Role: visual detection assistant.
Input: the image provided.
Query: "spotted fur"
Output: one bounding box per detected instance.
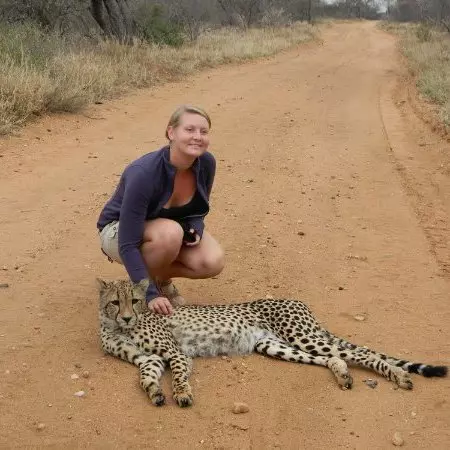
[97,278,447,407]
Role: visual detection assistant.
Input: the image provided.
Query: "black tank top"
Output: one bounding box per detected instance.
[158,191,203,221]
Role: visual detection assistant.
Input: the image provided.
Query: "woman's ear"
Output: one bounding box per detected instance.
[167,126,175,141]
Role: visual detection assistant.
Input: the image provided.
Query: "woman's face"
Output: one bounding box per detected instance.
[168,112,210,158]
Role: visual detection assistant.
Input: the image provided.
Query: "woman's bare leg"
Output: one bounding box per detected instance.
[140,219,224,313]
[140,219,224,280]
[152,231,225,280]
[140,219,184,275]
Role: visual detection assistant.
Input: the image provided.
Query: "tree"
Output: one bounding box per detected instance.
[217,0,263,28]
[90,0,137,43]
[389,0,450,25]
[280,0,317,22]
[0,0,137,40]
[432,0,450,29]
[167,0,210,41]
[0,0,89,31]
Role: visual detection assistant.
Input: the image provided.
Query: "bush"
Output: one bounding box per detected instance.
[416,22,432,42]
[137,5,184,47]
[260,7,291,28]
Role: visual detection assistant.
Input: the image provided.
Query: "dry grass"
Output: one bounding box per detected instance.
[0,23,316,134]
[380,21,450,125]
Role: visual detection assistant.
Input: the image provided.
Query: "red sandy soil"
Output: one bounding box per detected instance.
[0,21,449,450]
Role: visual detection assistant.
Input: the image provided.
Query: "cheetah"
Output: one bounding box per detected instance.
[97,278,447,407]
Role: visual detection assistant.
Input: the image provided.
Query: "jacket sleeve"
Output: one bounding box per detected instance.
[205,153,216,198]
[118,165,153,283]
[184,216,206,238]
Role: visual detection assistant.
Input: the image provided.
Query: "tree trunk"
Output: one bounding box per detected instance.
[91,0,112,37]
[90,0,136,43]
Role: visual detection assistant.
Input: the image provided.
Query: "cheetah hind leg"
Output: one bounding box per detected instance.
[254,336,353,389]
[363,356,413,390]
[326,345,415,390]
[138,355,167,406]
[323,347,414,390]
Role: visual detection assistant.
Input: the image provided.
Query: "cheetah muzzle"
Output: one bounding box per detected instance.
[97,278,447,407]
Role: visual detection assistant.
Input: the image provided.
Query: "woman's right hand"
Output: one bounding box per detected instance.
[183,228,200,247]
[148,296,173,315]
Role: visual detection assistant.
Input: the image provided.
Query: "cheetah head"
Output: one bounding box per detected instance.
[96,278,148,329]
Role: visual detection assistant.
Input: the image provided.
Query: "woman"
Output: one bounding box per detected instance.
[97,105,224,315]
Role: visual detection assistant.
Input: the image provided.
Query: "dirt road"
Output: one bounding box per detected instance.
[0,21,449,449]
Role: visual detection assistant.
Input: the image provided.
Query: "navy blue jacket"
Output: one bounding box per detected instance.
[97,145,216,284]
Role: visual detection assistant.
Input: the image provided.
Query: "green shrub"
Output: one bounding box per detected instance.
[139,5,184,47]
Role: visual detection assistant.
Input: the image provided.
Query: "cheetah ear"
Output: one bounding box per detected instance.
[95,278,108,292]
[134,278,150,295]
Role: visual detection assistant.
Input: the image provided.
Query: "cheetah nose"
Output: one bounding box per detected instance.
[122,316,132,324]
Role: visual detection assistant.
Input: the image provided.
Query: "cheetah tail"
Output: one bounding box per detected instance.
[402,363,447,378]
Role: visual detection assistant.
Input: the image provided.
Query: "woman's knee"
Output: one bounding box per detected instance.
[198,246,225,277]
[142,220,184,254]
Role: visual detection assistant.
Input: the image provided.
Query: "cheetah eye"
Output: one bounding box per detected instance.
[131,299,140,305]
[110,300,120,306]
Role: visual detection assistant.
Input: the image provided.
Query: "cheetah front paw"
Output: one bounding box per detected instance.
[338,372,353,390]
[150,389,166,406]
[390,367,413,390]
[327,356,352,389]
[141,380,166,406]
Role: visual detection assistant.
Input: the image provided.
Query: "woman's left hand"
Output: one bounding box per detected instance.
[184,228,201,247]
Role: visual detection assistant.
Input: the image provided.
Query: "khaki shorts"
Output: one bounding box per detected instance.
[99,221,122,264]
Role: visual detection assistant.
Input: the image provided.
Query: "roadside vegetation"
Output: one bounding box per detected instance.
[0,21,316,134]
[381,1,450,126]
[0,0,396,134]
[381,21,450,126]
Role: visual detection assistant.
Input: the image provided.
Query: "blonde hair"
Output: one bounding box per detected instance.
[165,105,211,139]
